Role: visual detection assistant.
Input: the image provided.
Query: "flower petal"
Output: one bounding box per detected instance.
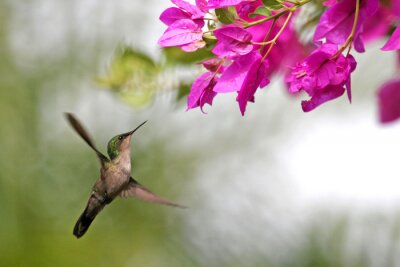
[187,72,218,112]
[301,85,345,112]
[287,44,357,111]
[200,86,218,111]
[196,0,208,11]
[314,0,355,46]
[362,8,391,43]
[213,52,261,93]
[377,78,400,123]
[199,58,225,73]
[212,26,253,58]
[344,54,357,102]
[158,19,203,47]
[160,7,191,25]
[181,39,206,52]
[187,72,214,109]
[323,0,337,6]
[237,58,269,115]
[172,0,205,19]
[381,26,400,51]
[314,0,378,53]
[207,0,249,9]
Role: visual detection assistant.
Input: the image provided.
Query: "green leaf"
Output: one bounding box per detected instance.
[262,0,283,10]
[248,6,271,18]
[203,34,217,47]
[96,46,159,108]
[117,89,156,108]
[215,8,237,24]
[227,6,239,18]
[176,82,192,101]
[162,47,213,65]
[207,20,217,30]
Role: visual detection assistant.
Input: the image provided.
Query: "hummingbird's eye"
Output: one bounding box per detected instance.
[118,136,123,140]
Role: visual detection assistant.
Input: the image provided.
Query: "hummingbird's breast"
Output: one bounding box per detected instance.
[103,159,131,198]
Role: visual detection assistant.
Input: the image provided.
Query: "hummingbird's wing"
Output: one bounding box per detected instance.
[120,177,186,208]
[65,113,109,164]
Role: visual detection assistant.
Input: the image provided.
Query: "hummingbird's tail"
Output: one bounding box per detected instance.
[73,207,95,238]
[73,192,108,238]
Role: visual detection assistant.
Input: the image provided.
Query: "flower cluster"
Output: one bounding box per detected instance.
[158,0,400,122]
[287,44,357,111]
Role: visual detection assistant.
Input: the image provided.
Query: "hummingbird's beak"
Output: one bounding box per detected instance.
[121,120,148,138]
[130,120,147,135]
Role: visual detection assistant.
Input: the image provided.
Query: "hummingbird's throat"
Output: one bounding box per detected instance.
[114,150,131,173]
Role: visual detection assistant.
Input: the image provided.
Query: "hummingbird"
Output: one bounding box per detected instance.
[65,113,184,238]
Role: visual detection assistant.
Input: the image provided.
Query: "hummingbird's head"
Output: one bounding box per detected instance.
[107,120,147,160]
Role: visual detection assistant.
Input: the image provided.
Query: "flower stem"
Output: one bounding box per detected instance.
[244,0,311,29]
[334,0,360,57]
[252,41,274,45]
[284,0,301,4]
[261,12,293,62]
[251,20,276,47]
[260,19,277,54]
[211,59,225,79]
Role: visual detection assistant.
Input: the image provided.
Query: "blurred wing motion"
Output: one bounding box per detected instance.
[65,113,109,164]
[120,177,186,208]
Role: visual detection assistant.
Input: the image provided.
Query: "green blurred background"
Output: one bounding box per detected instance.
[1,1,400,266]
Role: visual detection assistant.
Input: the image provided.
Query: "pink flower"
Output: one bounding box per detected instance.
[266,18,306,77]
[314,0,379,53]
[158,19,205,52]
[287,44,357,112]
[187,72,218,111]
[236,57,269,115]
[301,85,346,112]
[241,13,306,77]
[159,0,205,32]
[160,8,193,26]
[393,0,400,16]
[362,7,391,44]
[235,0,263,22]
[212,26,253,58]
[208,0,251,9]
[377,78,400,123]
[323,0,337,6]
[195,0,208,11]
[174,0,205,19]
[214,52,259,93]
[198,58,226,73]
[213,51,269,115]
[381,26,400,51]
